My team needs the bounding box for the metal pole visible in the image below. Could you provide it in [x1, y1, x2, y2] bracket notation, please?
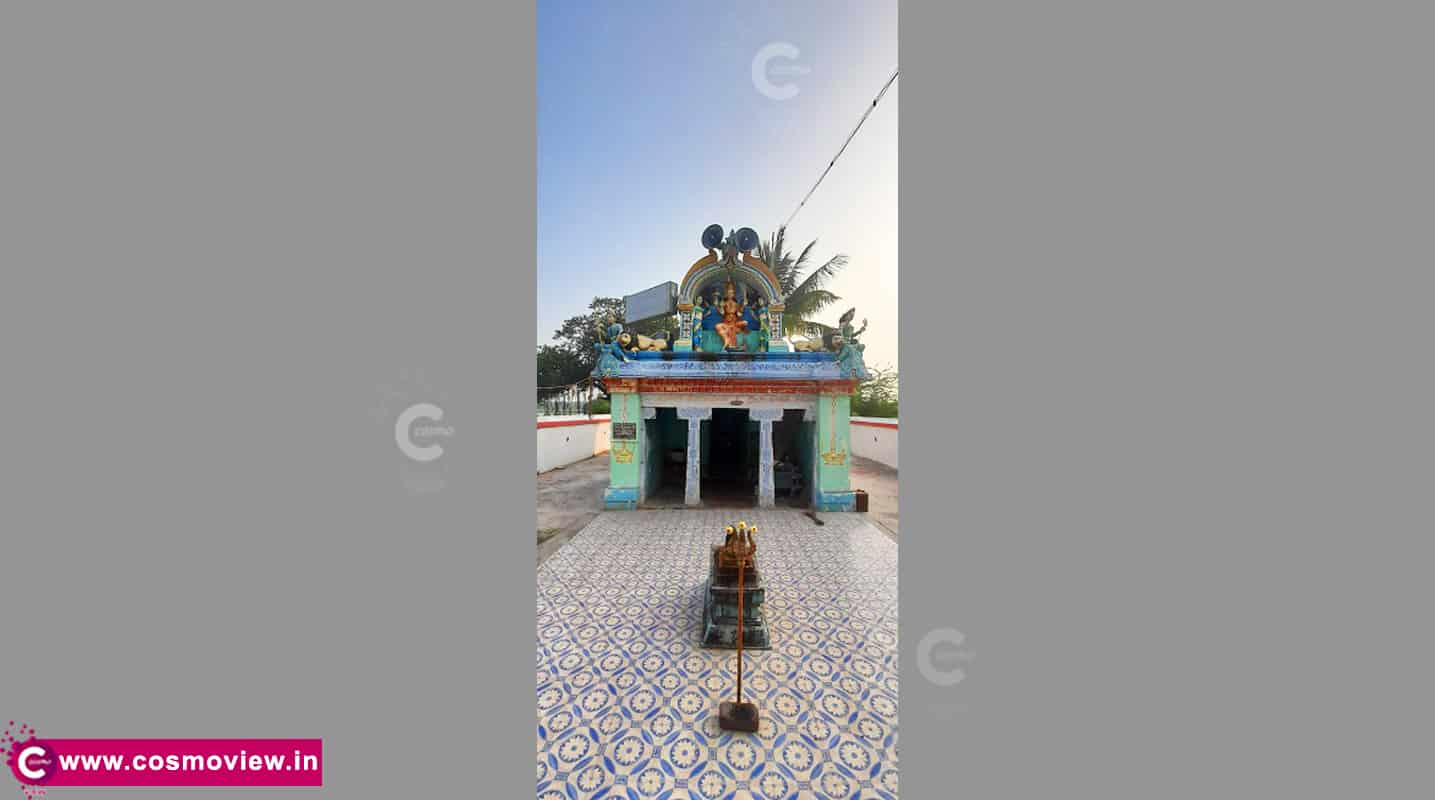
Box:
[736, 546, 745, 704]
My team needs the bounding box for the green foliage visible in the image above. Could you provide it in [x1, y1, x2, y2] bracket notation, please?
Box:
[851, 396, 899, 418]
[851, 364, 899, 417]
[588, 397, 611, 414]
[537, 344, 588, 397]
[542, 297, 675, 398]
[759, 226, 848, 336]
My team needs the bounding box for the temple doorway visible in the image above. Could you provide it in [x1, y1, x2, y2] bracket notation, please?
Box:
[699, 408, 756, 506]
[638, 403, 817, 509]
[771, 409, 812, 506]
[649, 407, 685, 502]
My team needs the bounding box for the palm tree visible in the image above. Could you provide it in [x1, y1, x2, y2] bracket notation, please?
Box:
[758, 226, 848, 338]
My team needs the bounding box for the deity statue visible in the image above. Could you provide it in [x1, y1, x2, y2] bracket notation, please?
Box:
[695, 288, 723, 351]
[741, 292, 761, 336]
[701, 289, 721, 331]
[714, 278, 749, 350]
[832, 308, 870, 379]
[844, 316, 867, 344]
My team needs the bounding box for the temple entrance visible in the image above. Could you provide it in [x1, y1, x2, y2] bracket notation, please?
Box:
[638, 403, 817, 509]
[771, 409, 812, 506]
[699, 408, 756, 506]
[649, 407, 684, 502]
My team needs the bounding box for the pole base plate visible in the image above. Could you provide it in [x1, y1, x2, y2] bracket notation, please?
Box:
[718, 701, 760, 732]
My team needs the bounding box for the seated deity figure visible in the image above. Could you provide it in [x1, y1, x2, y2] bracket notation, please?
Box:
[714, 279, 749, 350]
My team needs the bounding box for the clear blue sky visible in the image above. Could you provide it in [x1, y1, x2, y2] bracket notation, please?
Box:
[539, 0, 899, 368]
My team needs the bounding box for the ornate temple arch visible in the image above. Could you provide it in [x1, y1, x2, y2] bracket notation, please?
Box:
[677, 252, 784, 307]
[675, 252, 786, 348]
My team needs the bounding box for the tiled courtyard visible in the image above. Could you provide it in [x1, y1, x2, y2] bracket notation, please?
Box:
[537, 510, 899, 799]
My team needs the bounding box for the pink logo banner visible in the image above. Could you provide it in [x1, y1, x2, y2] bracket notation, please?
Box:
[8, 738, 322, 787]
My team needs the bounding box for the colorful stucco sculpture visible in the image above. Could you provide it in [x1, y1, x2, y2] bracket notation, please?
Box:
[591, 224, 866, 512]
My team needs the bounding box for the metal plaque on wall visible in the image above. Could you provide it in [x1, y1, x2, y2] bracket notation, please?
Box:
[611, 422, 637, 440]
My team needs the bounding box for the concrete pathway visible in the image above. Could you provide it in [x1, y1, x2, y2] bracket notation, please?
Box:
[850, 455, 900, 540]
[536, 453, 611, 565]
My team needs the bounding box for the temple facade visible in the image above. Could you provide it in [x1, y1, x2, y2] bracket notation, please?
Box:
[593, 227, 868, 512]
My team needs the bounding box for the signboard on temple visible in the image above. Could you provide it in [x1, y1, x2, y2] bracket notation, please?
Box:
[623, 282, 677, 324]
[611, 422, 637, 440]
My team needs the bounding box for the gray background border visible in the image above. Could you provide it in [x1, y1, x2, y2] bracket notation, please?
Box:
[2, 2, 534, 797]
[904, 1, 1431, 796]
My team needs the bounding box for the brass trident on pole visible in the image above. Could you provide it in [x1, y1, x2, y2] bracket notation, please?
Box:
[719, 521, 760, 732]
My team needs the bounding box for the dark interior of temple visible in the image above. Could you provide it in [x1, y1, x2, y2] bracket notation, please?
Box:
[700, 408, 755, 504]
[643, 407, 811, 508]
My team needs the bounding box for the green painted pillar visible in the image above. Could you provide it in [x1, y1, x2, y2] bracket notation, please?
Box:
[814, 392, 855, 511]
[603, 390, 642, 509]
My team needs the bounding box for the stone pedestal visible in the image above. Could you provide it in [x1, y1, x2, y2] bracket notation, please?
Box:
[700, 545, 771, 649]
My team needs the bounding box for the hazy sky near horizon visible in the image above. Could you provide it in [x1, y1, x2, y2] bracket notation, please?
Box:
[538, 0, 898, 368]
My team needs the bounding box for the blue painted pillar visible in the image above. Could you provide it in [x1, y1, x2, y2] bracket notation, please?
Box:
[677, 406, 711, 506]
[749, 407, 784, 508]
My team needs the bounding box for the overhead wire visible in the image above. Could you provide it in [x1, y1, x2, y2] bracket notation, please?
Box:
[782, 67, 899, 230]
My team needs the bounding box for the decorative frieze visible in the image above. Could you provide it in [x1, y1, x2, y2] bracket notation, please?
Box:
[608, 356, 848, 381]
[631, 378, 858, 395]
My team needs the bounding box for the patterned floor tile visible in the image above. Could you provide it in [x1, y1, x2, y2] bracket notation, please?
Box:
[537, 510, 899, 799]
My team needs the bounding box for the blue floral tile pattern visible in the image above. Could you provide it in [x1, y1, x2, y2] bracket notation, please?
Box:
[537, 510, 898, 799]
